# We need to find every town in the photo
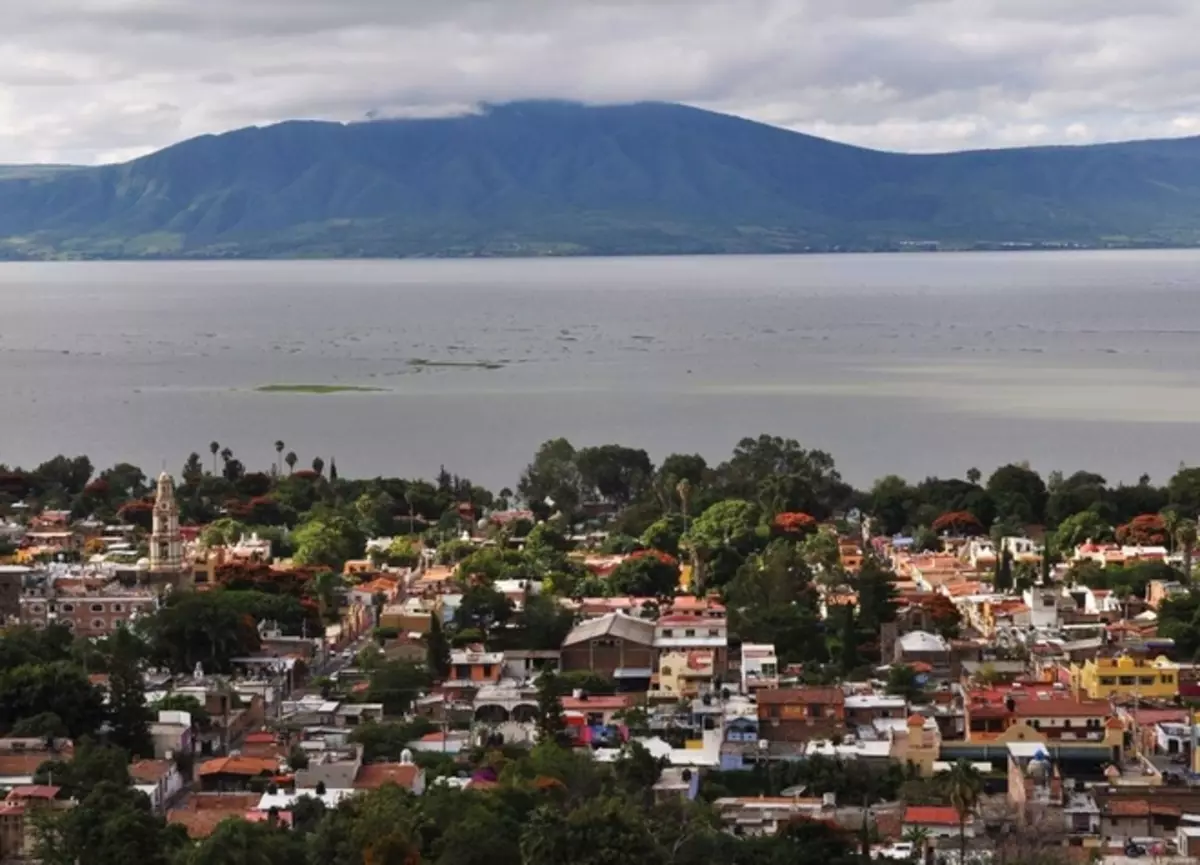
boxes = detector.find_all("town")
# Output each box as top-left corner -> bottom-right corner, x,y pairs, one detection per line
2,437 -> 1200,865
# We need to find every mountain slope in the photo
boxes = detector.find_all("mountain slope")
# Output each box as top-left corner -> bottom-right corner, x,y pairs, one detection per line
4,101 -> 1200,258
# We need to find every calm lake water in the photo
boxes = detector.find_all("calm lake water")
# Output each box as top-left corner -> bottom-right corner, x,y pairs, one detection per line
2,252 -> 1200,490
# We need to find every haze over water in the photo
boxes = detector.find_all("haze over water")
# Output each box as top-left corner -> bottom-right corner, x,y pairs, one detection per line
2,251 -> 1200,490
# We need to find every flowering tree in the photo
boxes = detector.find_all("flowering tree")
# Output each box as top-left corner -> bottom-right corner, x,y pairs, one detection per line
772,512 -> 818,536
931,511 -> 984,536
1116,514 -> 1168,546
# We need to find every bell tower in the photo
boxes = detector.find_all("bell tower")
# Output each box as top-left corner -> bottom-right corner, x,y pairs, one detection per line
149,471 -> 187,586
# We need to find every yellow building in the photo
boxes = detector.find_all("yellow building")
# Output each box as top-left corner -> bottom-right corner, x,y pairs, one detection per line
1070,654 -> 1180,701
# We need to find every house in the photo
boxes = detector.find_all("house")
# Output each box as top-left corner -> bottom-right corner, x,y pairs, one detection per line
196,755 -> 281,792
561,693 -> 637,728
0,786 -> 67,860
712,797 -> 827,837
844,693 -> 908,728
1070,654 -> 1180,701
130,759 -> 186,813
0,738 -> 71,790
653,615 -> 728,675
1146,580 -> 1188,611
902,805 -> 974,840
501,649 -> 561,681
740,643 -> 779,693
963,684 -> 1119,750
151,709 -> 195,760
893,631 -> 952,677
168,793 -> 264,839
560,611 -> 655,690
656,649 -> 716,699
353,752 -> 425,795
446,649 -> 505,692
756,687 -> 846,744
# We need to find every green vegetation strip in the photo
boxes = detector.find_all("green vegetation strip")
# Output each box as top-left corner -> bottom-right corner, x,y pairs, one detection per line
255,384 -> 385,394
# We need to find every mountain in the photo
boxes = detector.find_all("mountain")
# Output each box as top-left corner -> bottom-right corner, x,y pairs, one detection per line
5,100 -> 1200,258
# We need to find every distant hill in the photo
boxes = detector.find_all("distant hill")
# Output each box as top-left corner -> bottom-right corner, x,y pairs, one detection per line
4,101 -> 1200,258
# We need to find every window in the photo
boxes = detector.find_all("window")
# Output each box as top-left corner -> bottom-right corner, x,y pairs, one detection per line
1064,720 -> 1072,729
1100,677 -> 1116,686
1118,676 -> 1136,686
661,629 -> 673,638
454,665 -> 469,679
1164,675 -> 1175,684
60,603 -> 74,612
30,604 -> 43,614
91,619 -> 106,631
1031,719 -> 1041,729
708,629 -> 721,637
685,629 -> 696,637
112,603 -> 123,613
91,604 -> 104,613
808,703 -> 825,717
482,665 -> 493,677
111,618 -> 124,628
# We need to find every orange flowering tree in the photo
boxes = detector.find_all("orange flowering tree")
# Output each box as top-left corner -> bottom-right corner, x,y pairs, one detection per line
772,512 -> 818,536
1116,514 -> 1167,546
931,511 -> 984,536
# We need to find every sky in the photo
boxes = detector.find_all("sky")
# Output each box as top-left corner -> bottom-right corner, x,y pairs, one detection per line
4,0 -> 1200,165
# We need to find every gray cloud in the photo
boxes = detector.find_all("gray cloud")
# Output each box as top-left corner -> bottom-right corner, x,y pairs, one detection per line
2,0 -> 1200,163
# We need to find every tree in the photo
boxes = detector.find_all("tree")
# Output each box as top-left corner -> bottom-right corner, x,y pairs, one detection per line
106,631 -> 153,758
801,531 -> 842,576
180,453 -> 205,487
209,441 -> 220,475
519,438 -> 583,519
35,738 -> 130,800
1169,467 -> 1200,517
931,511 -> 984,536
987,463 -> 1048,525
457,584 -> 514,637
717,435 -> 851,520
725,540 -> 825,664
139,591 -> 262,674
292,515 -> 364,570
1053,510 -> 1114,552
311,456 -> 325,476
575,444 -> 653,506
366,660 -> 432,716
273,440 -> 285,474
1046,471 -> 1111,526
517,593 -> 577,651
870,475 -> 917,537
0,661 -> 106,739
837,603 -> 859,674
608,552 -> 680,599
33,781 -> 184,865
178,817 -> 306,865
1116,513 -> 1168,546
886,664 -> 924,703
641,514 -> 685,558
855,557 -> 899,635
684,499 -> 763,591
284,451 -> 298,474
944,760 -> 983,865
309,570 -> 343,623
426,613 -> 451,681
994,548 -> 1013,591
1177,518 -> 1198,581
535,671 -> 567,744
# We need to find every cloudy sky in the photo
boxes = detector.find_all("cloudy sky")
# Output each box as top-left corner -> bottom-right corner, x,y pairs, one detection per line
4,0 -> 1200,164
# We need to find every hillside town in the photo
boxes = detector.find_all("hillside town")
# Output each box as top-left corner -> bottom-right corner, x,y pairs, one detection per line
2,440 -> 1200,865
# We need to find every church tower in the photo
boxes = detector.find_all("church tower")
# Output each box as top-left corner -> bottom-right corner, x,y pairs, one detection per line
149,471 -> 187,586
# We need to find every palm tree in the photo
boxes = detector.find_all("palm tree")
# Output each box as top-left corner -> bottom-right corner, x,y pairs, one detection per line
209,441 -> 220,475
1164,509 -> 1182,554
1177,518 -> 1198,582
902,826 -> 931,862
219,447 -> 233,465
274,440 -> 285,475
945,760 -> 982,865
676,479 -> 692,531
312,457 -> 325,476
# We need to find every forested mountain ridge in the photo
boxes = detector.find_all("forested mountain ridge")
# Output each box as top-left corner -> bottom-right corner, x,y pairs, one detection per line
4,100 -> 1200,258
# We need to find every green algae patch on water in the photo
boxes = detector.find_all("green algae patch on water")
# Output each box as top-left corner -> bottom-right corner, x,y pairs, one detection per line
255,384 -> 386,394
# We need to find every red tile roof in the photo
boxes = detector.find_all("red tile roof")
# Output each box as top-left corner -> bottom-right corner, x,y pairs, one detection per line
129,760 -> 172,784
0,755 -> 51,778
904,806 -> 965,826
197,756 -> 279,777
6,785 -> 60,801
757,687 -> 844,705
561,695 -> 636,712
243,732 -> 277,745
354,762 -> 421,791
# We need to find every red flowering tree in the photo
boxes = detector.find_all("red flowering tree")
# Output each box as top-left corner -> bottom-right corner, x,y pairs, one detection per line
117,498 -> 155,531
931,511 -> 984,536
772,512 -> 818,536
628,548 -> 679,567
1116,514 -> 1168,546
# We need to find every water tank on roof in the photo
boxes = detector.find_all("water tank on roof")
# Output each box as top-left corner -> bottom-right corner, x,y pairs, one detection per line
400,749 -> 413,765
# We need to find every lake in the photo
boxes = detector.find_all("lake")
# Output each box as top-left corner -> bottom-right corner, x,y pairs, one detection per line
2,251 -> 1200,491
